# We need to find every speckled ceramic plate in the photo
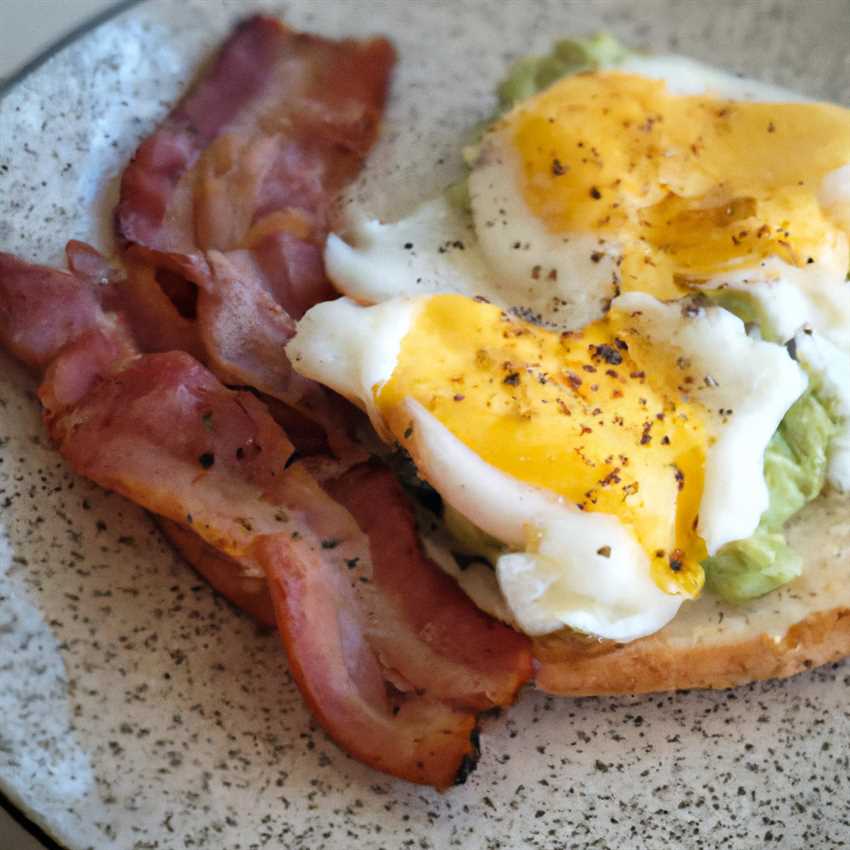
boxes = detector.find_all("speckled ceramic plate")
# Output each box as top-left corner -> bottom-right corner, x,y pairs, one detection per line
2,1 -> 850,848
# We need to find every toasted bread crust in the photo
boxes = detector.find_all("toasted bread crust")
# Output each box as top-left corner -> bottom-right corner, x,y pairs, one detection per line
535,606 -> 850,695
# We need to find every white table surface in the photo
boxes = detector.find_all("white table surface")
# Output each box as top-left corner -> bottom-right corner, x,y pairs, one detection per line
1,3 -> 126,845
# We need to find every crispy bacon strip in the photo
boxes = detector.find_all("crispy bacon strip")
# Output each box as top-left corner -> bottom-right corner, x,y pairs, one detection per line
45,353 -> 492,785
115,15 -> 396,420
256,532 -> 479,789
326,463 -> 533,710
116,15 -> 394,296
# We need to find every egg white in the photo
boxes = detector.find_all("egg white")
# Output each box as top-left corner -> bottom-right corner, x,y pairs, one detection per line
614,292 -> 808,551
616,54 -> 809,101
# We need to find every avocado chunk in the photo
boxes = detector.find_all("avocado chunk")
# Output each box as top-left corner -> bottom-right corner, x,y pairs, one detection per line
703,389 -> 837,602
497,33 -> 629,111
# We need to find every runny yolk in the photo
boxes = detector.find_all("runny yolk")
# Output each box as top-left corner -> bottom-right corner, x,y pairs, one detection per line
509,72 -> 850,298
378,294 -> 708,596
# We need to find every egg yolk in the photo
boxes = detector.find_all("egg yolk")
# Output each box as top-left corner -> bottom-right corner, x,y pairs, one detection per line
509,72 -> 850,298
378,294 -> 708,596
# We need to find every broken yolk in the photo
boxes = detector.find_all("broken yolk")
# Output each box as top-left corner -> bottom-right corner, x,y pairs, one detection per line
378,294 -> 708,596
510,72 -> 850,298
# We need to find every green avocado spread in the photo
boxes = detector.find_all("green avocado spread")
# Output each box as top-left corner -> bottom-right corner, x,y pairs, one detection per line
703,387 -> 837,601
496,33 -> 629,112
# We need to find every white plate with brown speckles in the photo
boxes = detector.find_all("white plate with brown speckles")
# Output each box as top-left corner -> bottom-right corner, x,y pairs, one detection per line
2,1 -> 850,848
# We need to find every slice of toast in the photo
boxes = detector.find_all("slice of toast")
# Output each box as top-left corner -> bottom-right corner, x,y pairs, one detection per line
535,490 -> 850,694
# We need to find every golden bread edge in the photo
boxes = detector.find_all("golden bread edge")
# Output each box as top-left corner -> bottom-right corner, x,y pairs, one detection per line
535,605 -> 850,695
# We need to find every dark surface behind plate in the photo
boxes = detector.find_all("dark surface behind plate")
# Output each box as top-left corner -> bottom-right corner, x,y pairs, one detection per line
1,1 -> 850,848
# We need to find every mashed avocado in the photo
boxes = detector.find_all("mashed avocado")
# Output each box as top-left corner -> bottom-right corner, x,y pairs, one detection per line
496,33 -> 629,112
443,503 -> 507,565
703,389 -> 837,601
699,290 -> 842,601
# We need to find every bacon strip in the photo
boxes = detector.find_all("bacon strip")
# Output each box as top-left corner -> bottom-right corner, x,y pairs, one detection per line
157,517 -> 276,628
325,463 -> 533,710
116,16 -> 395,376
117,16 -> 394,279
115,16 -> 395,440
45,352 -> 493,785
256,533 -> 479,789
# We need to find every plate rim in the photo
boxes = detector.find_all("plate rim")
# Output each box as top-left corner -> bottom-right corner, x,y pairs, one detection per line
0,0 -> 145,102
0,791 -> 66,850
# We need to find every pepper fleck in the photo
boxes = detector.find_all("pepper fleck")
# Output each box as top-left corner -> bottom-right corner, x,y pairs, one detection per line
592,344 -> 623,365
199,452 -> 215,469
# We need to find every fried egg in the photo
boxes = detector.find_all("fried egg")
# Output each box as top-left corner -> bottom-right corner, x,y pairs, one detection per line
287,293 -> 805,640
326,54 -> 850,490
327,56 -> 850,333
